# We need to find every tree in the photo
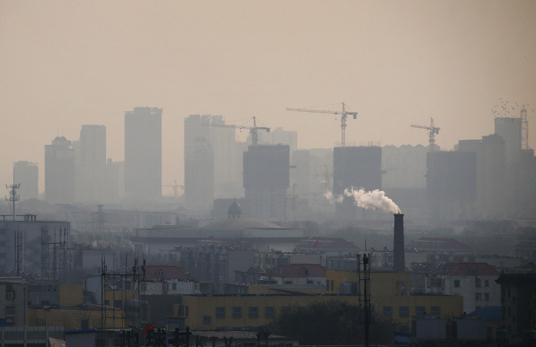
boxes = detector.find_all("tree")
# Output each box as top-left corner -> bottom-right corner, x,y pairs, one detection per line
271,301 -> 393,345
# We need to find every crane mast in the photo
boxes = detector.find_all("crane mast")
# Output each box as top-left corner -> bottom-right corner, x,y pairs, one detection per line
410,118 -> 440,150
210,117 -> 270,145
286,102 -> 358,146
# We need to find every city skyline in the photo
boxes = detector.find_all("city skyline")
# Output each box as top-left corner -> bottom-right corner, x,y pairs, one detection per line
1,0 -> 536,190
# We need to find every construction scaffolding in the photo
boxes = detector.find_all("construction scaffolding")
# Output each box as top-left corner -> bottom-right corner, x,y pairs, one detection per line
40,226 -> 69,280
100,257 -> 146,329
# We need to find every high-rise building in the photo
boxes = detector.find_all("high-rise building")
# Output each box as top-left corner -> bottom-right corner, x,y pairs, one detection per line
124,107 -> 162,202
12,161 -> 39,201
45,137 -> 76,204
258,127 -> 298,152
104,159 -> 125,204
495,117 -> 522,164
184,115 -> 245,211
426,151 -> 477,222
243,144 -> 290,221
77,125 -> 106,203
184,115 -> 215,211
333,146 -> 382,219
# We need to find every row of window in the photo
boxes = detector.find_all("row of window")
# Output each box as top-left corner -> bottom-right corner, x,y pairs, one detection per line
453,278 -> 490,288
215,306 -> 276,320
475,292 -> 491,302
382,305 -> 441,318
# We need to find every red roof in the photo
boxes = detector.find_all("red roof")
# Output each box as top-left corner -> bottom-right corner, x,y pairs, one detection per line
444,263 -> 498,276
272,264 -> 326,278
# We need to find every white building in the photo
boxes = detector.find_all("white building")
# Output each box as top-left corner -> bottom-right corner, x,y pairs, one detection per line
425,262 -> 501,314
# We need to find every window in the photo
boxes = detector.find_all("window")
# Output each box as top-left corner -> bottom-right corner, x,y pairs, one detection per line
172,283 -> 177,290
475,293 -> 482,301
178,305 -> 189,317
215,307 -> 226,319
454,280 -> 461,288
265,306 -> 275,319
383,306 -> 393,318
232,307 -> 242,319
248,307 -> 259,319
431,306 -> 441,317
415,306 -> 426,318
484,293 -> 490,302
202,315 -> 211,325
399,306 -> 409,318
114,300 -> 122,308
475,278 -> 481,288
484,280 -> 489,287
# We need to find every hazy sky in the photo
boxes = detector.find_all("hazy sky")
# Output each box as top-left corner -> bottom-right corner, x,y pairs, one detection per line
1,0 -> 535,193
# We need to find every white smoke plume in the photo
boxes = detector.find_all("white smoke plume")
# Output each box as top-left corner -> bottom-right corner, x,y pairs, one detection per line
324,191 -> 343,204
343,187 -> 401,214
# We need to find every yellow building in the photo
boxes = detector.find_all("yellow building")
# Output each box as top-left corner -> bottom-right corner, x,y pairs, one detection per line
175,291 -> 462,331
58,282 -> 84,307
28,307 -> 124,329
176,294 -> 359,330
326,270 -> 463,329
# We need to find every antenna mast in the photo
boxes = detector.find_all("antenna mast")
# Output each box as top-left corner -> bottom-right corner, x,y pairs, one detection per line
6,183 -> 20,221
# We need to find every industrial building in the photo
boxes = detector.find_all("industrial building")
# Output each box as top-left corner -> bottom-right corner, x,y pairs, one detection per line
124,107 -> 162,203
44,136 -> 76,204
333,146 -> 382,219
12,161 -> 39,201
243,144 -> 290,221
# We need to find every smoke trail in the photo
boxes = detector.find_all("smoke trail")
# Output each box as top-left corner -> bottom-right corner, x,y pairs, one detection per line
343,187 -> 401,214
324,191 -> 343,204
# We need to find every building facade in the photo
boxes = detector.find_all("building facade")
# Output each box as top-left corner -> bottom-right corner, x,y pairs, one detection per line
44,136 -> 75,204
12,161 -> 39,201
124,107 -> 162,203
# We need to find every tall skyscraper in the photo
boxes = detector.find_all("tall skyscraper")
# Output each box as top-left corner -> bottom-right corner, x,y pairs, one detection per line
495,117 -> 522,164
243,144 -> 289,221
12,161 -> 39,201
184,115 -> 215,211
77,125 -> 107,203
44,136 -> 75,203
426,151 -> 477,222
124,107 -> 162,202
184,115 -> 245,211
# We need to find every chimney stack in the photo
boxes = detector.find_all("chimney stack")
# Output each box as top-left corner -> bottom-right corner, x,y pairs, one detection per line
393,213 -> 405,272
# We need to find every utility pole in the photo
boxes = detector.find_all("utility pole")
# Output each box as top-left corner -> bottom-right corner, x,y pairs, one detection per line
6,184 -> 22,275
357,253 -> 371,347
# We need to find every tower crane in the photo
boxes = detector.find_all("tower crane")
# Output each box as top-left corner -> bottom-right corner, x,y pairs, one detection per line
286,102 -> 358,146
210,117 -> 270,145
410,118 -> 440,150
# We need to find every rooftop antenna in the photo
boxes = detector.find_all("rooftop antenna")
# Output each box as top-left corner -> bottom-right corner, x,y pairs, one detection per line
5,183 -> 20,221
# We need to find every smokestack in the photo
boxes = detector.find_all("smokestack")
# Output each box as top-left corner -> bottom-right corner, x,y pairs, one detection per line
393,213 -> 405,272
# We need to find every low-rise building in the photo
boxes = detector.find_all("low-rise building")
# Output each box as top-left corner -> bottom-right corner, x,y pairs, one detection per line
0,277 -> 27,326
496,272 -> 536,336
425,262 -> 501,313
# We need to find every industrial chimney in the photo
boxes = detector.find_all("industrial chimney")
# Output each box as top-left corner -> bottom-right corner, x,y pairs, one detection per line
393,213 -> 405,272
